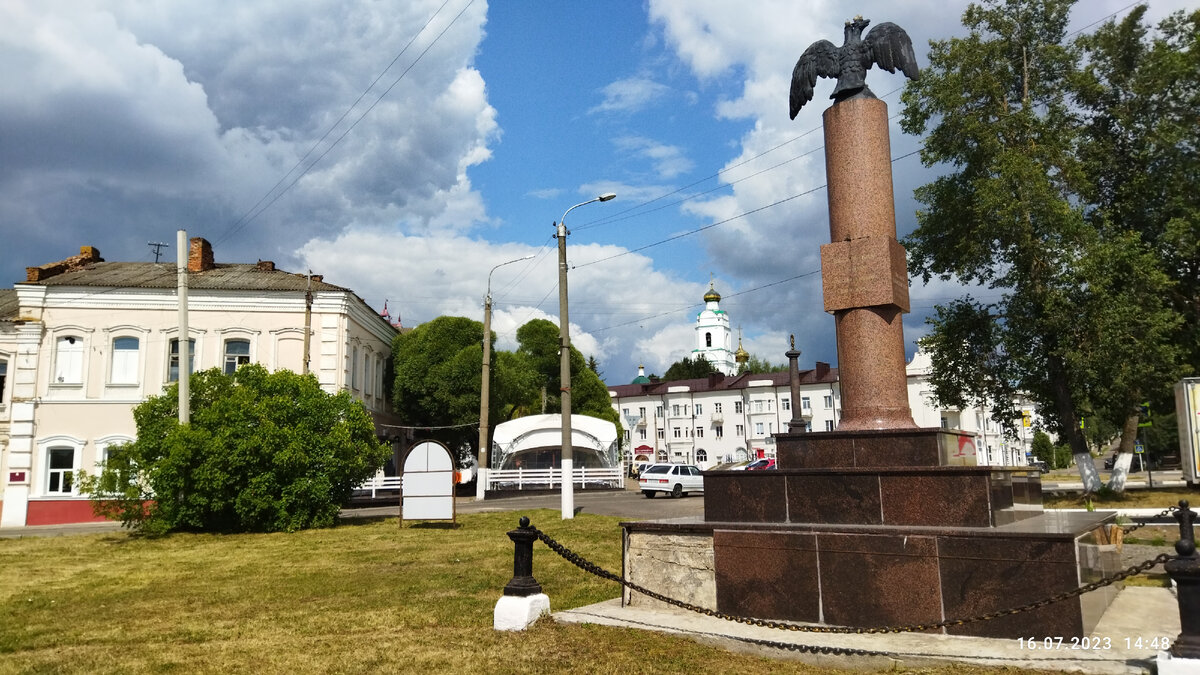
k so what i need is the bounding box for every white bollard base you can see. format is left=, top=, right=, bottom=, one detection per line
left=1157, top=650, right=1200, bottom=674
left=493, top=593, right=550, bottom=631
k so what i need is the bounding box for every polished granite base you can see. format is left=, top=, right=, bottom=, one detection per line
left=622, top=511, right=1121, bottom=639
left=620, top=426, right=1120, bottom=639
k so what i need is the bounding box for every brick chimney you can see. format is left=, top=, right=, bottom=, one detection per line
left=256, top=260, right=275, bottom=271
left=25, top=246, right=104, bottom=282
left=188, top=237, right=214, bottom=272
left=815, top=361, right=831, bottom=380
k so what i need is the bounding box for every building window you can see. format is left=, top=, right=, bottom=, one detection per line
left=672, top=404, right=680, bottom=416
left=768, top=422, right=774, bottom=434
left=715, top=425, right=723, bottom=438
left=802, top=396, right=811, bottom=410
left=54, top=336, right=84, bottom=384
left=168, top=339, right=195, bottom=382
left=824, top=394, right=834, bottom=408
left=696, top=449, right=707, bottom=463
left=0, top=359, right=7, bottom=403
left=825, top=420, right=835, bottom=431
left=657, top=429, right=664, bottom=439
left=941, top=417, right=949, bottom=429
left=110, top=337, right=140, bottom=384
left=623, top=407, right=630, bottom=416
left=754, top=400, right=763, bottom=413
left=806, top=422, right=813, bottom=432
left=673, top=427, right=682, bottom=438
left=624, top=430, right=631, bottom=442
left=734, top=401, right=743, bottom=414
left=782, top=397, right=790, bottom=411
left=351, top=346, right=359, bottom=390
left=705, top=332, right=712, bottom=347
left=694, top=403, right=702, bottom=415
left=735, top=424, right=744, bottom=436
left=714, top=402, right=722, bottom=413
left=223, top=339, right=251, bottom=375
left=755, top=422, right=764, bottom=435
left=47, top=447, right=75, bottom=494
left=638, top=429, right=647, bottom=440
left=638, top=406, right=645, bottom=417
left=695, top=427, right=704, bottom=438
left=656, top=405, right=663, bottom=418
left=767, top=399, right=773, bottom=411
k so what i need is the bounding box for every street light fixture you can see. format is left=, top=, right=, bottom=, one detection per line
left=477, top=254, right=536, bottom=501
left=557, top=192, right=616, bottom=520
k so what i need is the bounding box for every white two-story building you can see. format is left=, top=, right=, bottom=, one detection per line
left=608, top=286, right=1039, bottom=469
left=0, top=238, right=399, bottom=527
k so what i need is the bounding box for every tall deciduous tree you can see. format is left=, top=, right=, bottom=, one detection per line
left=1071, top=6, right=1197, bottom=485
left=80, top=366, right=388, bottom=533
left=901, top=0, right=1091, bottom=488
left=515, top=318, right=623, bottom=439
left=902, top=0, right=1192, bottom=492
left=392, top=316, right=539, bottom=458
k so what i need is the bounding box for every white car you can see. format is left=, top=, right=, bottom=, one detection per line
left=638, top=463, right=704, bottom=498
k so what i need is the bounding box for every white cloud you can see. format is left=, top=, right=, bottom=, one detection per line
left=613, top=136, right=694, bottom=180
left=590, top=77, right=670, bottom=114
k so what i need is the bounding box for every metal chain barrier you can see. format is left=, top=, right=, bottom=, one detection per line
left=1122, top=505, right=1178, bottom=536
left=534, top=528, right=1175, bottom=643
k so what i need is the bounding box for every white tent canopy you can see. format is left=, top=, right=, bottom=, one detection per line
left=490, top=414, right=618, bottom=471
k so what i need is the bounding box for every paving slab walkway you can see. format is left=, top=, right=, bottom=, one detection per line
left=555, top=586, right=1181, bottom=674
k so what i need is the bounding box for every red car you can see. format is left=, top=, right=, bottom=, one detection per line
left=746, top=458, right=776, bottom=470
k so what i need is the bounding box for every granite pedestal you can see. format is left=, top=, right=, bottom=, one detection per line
left=621, top=429, right=1121, bottom=640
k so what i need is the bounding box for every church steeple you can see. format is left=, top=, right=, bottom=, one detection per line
left=693, top=276, right=736, bottom=375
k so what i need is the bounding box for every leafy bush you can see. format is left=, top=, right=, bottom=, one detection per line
left=80, top=365, right=389, bottom=533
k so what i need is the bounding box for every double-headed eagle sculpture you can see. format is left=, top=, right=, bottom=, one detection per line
left=789, top=16, right=919, bottom=118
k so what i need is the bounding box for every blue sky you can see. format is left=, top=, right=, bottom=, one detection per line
left=1, top=0, right=1193, bottom=384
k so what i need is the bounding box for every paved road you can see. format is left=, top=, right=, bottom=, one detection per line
left=343, top=479, right=706, bottom=522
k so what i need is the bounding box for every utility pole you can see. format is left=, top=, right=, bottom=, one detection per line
left=556, top=193, right=615, bottom=520
left=176, top=230, right=189, bottom=424
left=303, top=271, right=313, bottom=375
left=148, top=241, right=168, bottom=263
left=478, top=255, right=534, bottom=501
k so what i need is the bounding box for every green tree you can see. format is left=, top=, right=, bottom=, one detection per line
left=899, top=0, right=1186, bottom=492
left=1073, top=6, right=1200, bottom=371
left=1070, top=6, right=1197, bottom=485
left=736, top=355, right=788, bottom=375
left=392, top=316, right=539, bottom=459
left=514, top=318, right=623, bottom=441
left=663, top=355, right=718, bottom=381
left=79, top=365, right=388, bottom=533
left=392, top=316, right=485, bottom=455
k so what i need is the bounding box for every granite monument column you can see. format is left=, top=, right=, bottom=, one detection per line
left=819, top=96, right=916, bottom=431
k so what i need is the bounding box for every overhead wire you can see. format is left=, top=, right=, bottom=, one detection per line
left=213, top=0, right=477, bottom=247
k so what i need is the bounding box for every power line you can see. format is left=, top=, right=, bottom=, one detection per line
left=214, top=0, right=477, bottom=247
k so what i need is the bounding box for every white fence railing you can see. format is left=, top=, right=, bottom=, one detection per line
left=487, top=465, right=624, bottom=491
left=355, top=475, right=402, bottom=498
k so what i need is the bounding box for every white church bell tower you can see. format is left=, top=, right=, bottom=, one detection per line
left=693, top=280, right=736, bottom=375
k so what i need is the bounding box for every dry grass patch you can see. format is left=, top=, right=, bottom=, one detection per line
left=2, top=511, right=1069, bottom=674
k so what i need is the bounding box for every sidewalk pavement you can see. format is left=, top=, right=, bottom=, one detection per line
left=0, top=520, right=124, bottom=539
left=556, top=586, right=1180, bottom=674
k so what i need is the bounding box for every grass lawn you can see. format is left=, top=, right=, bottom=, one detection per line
left=2, top=511, right=1075, bottom=674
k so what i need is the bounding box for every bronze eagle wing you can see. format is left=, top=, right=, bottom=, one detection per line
left=789, top=39, right=839, bottom=120
left=863, top=22, right=919, bottom=81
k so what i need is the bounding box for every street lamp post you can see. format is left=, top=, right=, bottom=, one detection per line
left=557, top=192, right=616, bottom=520
left=478, top=254, right=535, bottom=501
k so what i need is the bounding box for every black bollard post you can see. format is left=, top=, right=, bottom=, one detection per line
left=504, top=516, right=543, bottom=597
left=1165, top=500, right=1200, bottom=659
